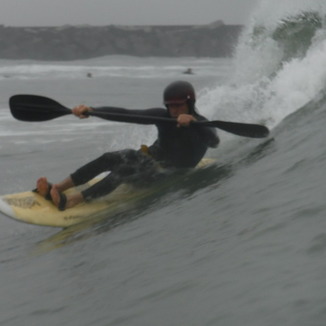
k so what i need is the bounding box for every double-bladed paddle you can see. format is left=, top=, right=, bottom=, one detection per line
left=9, top=94, right=269, bottom=138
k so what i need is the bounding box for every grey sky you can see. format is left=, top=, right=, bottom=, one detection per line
left=1, top=0, right=259, bottom=26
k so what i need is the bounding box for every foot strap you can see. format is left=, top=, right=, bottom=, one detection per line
left=58, top=193, right=67, bottom=211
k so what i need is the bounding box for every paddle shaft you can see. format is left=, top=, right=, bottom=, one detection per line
left=88, top=110, right=269, bottom=138
left=9, top=94, right=269, bottom=138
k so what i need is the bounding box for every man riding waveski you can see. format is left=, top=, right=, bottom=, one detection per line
left=36, top=81, right=219, bottom=210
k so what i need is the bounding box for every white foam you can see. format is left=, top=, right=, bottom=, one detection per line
left=199, top=0, right=326, bottom=130
left=0, top=198, right=15, bottom=219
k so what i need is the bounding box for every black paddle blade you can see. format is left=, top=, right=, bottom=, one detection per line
left=205, top=120, right=269, bottom=138
left=9, top=94, right=71, bottom=121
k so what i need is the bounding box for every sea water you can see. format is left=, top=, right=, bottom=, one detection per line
left=1, top=1, right=326, bottom=325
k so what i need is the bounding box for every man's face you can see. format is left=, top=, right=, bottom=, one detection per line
left=166, top=102, right=189, bottom=118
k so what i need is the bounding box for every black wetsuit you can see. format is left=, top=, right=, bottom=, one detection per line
left=70, top=107, right=219, bottom=201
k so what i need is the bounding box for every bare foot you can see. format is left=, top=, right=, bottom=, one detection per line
left=50, top=185, right=64, bottom=209
left=36, top=177, right=51, bottom=198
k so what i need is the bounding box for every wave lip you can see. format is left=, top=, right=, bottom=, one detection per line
left=209, top=5, right=326, bottom=130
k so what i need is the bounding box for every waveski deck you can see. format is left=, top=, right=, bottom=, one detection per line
left=0, top=158, right=215, bottom=228
left=0, top=183, right=151, bottom=228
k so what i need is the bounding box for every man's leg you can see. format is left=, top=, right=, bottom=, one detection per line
left=36, top=150, right=133, bottom=198
left=50, top=172, right=122, bottom=210
left=49, top=149, right=158, bottom=210
left=70, top=150, right=137, bottom=186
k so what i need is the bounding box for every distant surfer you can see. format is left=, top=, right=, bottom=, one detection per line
left=35, top=81, right=219, bottom=210
left=183, top=68, right=194, bottom=75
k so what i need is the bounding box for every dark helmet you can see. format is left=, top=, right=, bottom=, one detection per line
left=163, top=81, right=196, bottom=109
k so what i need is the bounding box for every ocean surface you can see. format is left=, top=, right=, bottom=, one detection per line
left=1, top=1, right=326, bottom=325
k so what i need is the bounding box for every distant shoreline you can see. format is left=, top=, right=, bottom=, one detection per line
left=0, top=21, right=243, bottom=61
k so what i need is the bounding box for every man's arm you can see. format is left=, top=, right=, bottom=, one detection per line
left=194, top=114, right=220, bottom=148
left=72, top=105, right=167, bottom=125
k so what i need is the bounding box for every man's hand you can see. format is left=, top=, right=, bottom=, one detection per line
left=72, top=105, right=93, bottom=119
left=177, top=114, right=196, bottom=127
